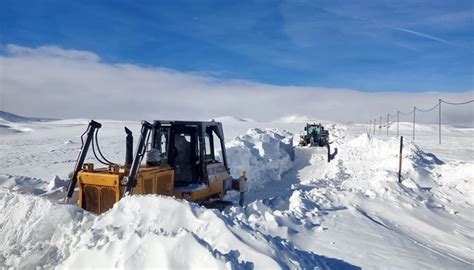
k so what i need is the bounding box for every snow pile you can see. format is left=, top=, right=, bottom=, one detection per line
left=432, top=161, right=474, bottom=199
left=232, top=187, right=340, bottom=239
left=0, top=174, right=68, bottom=200
left=0, top=191, right=345, bottom=269
left=226, top=128, right=295, bottom=190
left=308, top=134, right=421, bottom=197
left=63, top=195, right=339, bottom=269
left=229, top=131, right=474, bottom=269
left=0, top=190, right=93, bottom=268
left=305, top=133, right=473, bottom=206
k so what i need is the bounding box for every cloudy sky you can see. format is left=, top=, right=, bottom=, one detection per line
left=0, top=0, right=473, bottom=124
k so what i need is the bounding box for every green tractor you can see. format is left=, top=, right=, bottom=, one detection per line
left=299, top=123, right=332, bottom=162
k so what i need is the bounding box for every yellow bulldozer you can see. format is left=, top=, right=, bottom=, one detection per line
left=65, top=120, right=246, bottom=214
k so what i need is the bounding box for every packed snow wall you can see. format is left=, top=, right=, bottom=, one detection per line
left=225, top=128, right=295, bottom=191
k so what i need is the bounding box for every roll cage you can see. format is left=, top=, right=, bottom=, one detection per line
left=151, top=120, right=229, bottom=185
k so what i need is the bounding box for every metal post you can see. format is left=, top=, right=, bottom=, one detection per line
left=397, top=111, right=399, bottom=137
left=413, top=106, right=416, bottom=141
left=66, top=120, right=102, bottom=200
left=379, top=116, right=382, bottom=135
left=438, top=99, right=441, bottom=144
left=124, top=121, right=153, bottom=195
left=387, top=113, right=389, bottom=136
left=398, top=136, right=403, bottom=183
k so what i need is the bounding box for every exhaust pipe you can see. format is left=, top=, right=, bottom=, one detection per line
left=125, top=127, right=133, bottom=167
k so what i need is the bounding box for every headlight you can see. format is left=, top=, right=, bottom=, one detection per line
left=121, top=176, right=129, bottom=185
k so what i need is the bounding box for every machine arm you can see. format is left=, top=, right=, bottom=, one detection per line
left=123, top=121, right=154, bottom=195
left=65, top=120, right=102, bottom=200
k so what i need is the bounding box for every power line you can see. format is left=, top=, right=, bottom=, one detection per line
left=399, top=109, right=414, bottom=116
left=367, top=97, right=473, bottom=144
left=415, top=103, right=439, bottom=112
left=441, top=99, right=474, bottom=105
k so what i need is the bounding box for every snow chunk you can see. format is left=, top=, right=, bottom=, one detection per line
left=226, top=128, right=295, bottom=190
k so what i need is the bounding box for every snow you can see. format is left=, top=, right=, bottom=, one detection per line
left=0, top=111, right=57, bottom=123
left=0, top=116, right=473, bottom=269
left=226, top=128, right=295, bottom=190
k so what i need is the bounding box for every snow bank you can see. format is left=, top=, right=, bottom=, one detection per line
left=0, top=190, right=93, bottom=268
left=226, top=128, right=295, bottom=190
left=310, top=133, right=473, bottom=206
left=0, top=191, right=341, bottom=269
left=0, top=174, right=68, bottom=200
left=318, top=134, right=436, bottom=197
left=63, top=195, right=334, bottom=269
left=432, top=161, right=474, bottom=200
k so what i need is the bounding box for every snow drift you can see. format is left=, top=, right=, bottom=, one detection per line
left=228, top=131, right=474, bottom=269
left=0, top=191, right=354, bottom=269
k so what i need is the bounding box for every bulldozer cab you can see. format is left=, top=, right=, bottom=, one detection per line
left=151, top=121, right=228, bottom=188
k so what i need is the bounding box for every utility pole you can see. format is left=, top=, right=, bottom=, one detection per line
left=413, top=106, right=416, bottom=141
left=373, top=119, right=376, bottom=135
left=379, top=116, right=382, bottom=135
left=387, top=113, right=389, bottom=136
left=438, top=99, right=442, bottom=144
left=398, top=136, right=403, bottom=183
left=397, top=111, right=400, bottom=137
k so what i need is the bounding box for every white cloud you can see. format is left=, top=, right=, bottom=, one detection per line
left=0, top=44, right=472, bottom=125
left=5, top=44, right=100, bottom=62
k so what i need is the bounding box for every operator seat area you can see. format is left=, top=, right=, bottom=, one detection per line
left=152, top=121, right=230, bottom=189
left=174, top=134, right=194, bottom=184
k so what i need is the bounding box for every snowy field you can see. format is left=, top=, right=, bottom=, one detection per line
left=0, top=115, right=473, bottom=269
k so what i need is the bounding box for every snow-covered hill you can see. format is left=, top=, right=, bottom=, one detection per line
left=0, top=111, right=57, bottom=123
left=0, top=117, right=472, bottom=269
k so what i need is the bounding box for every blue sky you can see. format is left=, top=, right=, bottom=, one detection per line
left=1, top=0, right=473, bottom=92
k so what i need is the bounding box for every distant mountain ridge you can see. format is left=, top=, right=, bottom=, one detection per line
left=0, top=111, right=58, bottom=123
